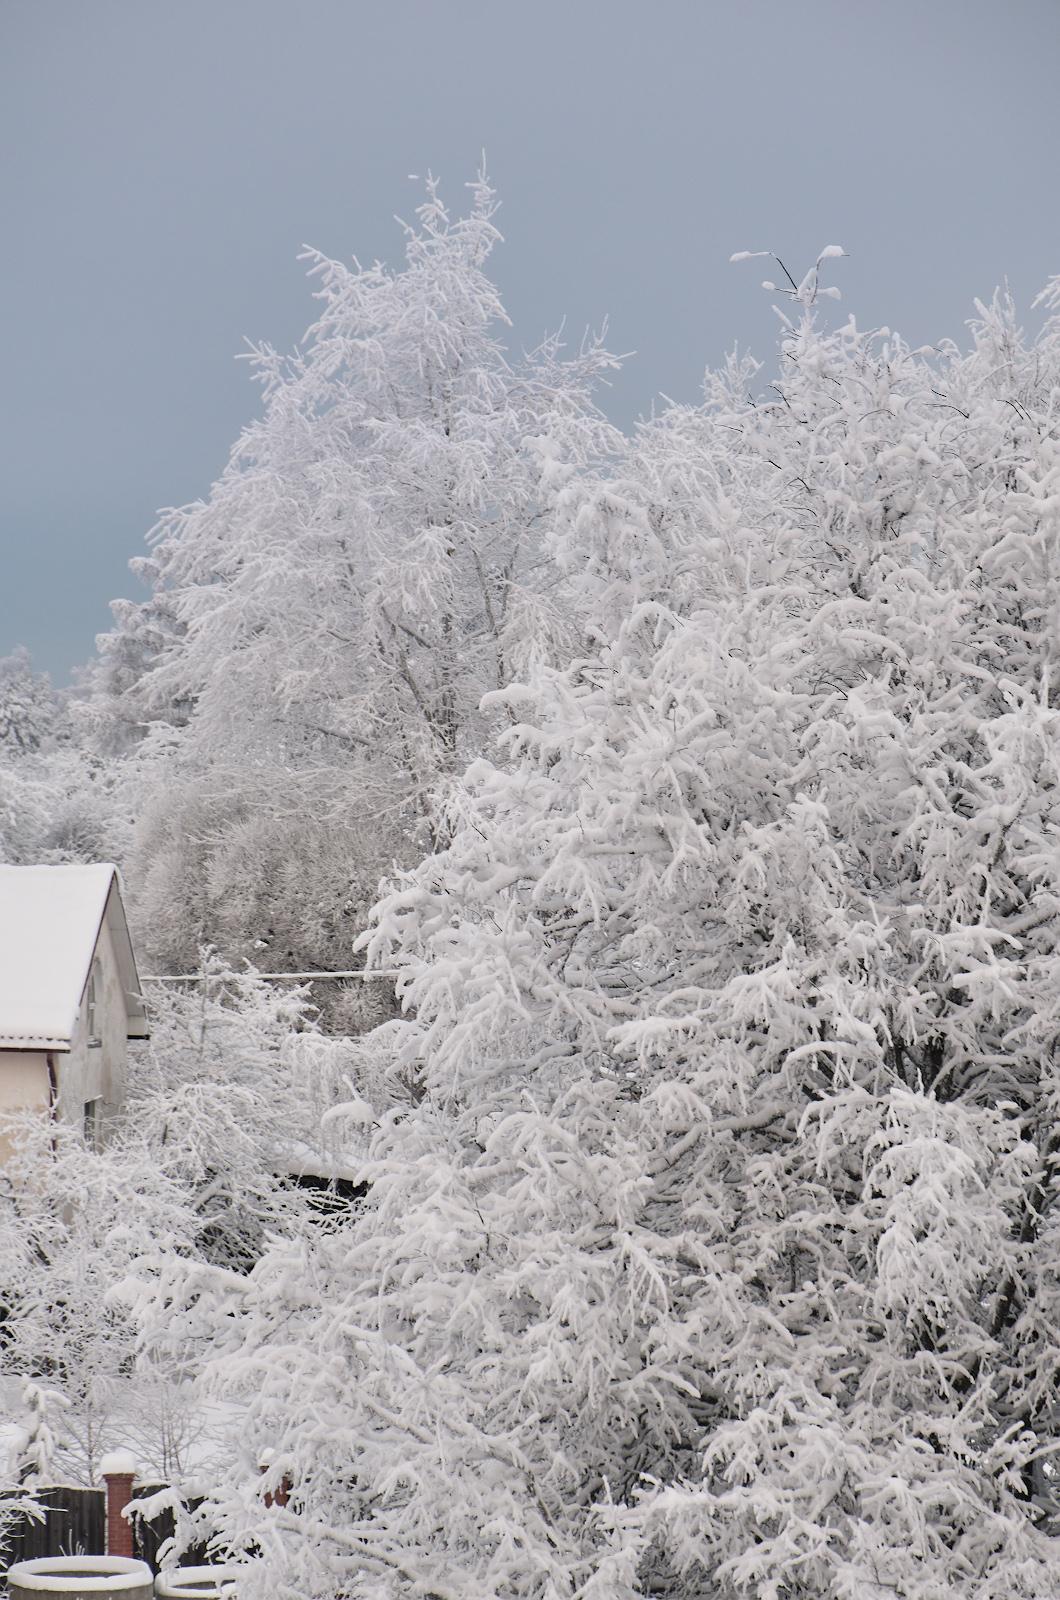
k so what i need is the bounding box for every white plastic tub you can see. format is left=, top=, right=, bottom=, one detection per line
left=6, top=1556, right=153, bottom=1600
left=153, top=1569, right=241, bottom=1600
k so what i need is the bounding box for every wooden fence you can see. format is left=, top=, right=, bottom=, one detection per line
left=2, top=1485, right=103, bottom=1567
left=2, top=1485, right=209, bottom=1576
left=129, top=1485, right=209, bottom=1573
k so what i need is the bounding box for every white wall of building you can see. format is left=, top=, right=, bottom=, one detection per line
left=0, top=914, right=131, bottom=1158
left=0, top=1048, right=50, bottom=1162
left=53, top=912, right=130, bottom=1140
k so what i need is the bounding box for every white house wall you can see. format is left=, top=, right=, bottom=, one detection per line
left=0, top=1049, right=50, bottom=1162
left=54, top=912, right=130, bottom=1137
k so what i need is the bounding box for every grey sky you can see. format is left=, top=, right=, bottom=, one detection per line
left=3, top=0, right=1060, bottom=682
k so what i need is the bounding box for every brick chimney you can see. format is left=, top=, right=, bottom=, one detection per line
left=100, top=1450, right=138, bottom=1558
left=259, top=1449, right=291, bottom=1509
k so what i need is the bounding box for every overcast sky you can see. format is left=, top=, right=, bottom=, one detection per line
left=4, top=0, right=1060, bottom=681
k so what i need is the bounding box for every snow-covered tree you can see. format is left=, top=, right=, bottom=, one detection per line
left=0, top=649, right=131, bottom=867
left=156, top=263, right=1060, bottom=1597
left=103, top=174, right=620, bottom=976
left=0, top=648, right=58, bottom=757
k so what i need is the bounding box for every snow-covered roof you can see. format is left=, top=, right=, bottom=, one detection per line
left=0, top=863, right=148, bottom=1051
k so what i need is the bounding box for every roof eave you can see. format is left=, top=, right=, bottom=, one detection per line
left=0, top=1038, right=73, bottom=1053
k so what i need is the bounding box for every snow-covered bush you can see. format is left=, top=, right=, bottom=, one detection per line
left=0, top=1118, right=198, bottom=1484
left=0, top=954, right=372, bottom=1487
left=126, top=953, right=367, bottom=1269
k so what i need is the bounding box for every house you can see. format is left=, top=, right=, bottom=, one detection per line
left=0, top=864, right=148, bottom=1157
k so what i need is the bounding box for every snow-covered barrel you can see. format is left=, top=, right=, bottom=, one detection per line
left=153, top=1570, right=240, bottom=1600
left=6, top=1555, right=153, bottom=1600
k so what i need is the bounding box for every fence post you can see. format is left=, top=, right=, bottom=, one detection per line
left=101, top=1451, right=138, bottom=1557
